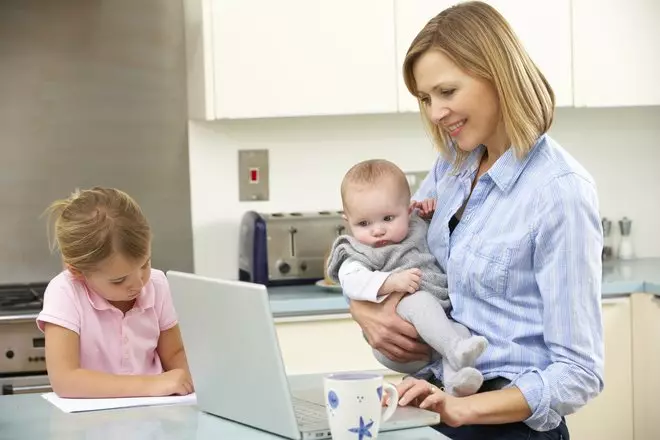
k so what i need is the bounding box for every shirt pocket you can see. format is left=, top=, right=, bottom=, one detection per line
left=462, top=233, right=513, bottom=298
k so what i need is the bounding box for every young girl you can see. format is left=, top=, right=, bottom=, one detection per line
left=37, top=187, right=194, bottom=398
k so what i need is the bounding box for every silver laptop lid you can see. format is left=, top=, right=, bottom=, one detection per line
left=167, top=271, right=301, bottom=439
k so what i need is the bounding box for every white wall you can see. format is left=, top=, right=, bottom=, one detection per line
left=189, top=107, right=660, bottom=279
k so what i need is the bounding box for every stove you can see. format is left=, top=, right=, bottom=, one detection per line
left=0, top=283, right=51, bottom=395
left=0, top=284, right=46, bottom=317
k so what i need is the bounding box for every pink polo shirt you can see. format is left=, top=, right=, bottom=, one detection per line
left=37, top=269, right=177, bottom=376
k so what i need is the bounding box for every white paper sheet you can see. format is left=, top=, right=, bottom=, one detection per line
left=42, top=392, right=197, bottom=413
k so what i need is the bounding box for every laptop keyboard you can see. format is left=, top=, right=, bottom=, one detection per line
left=292, top=397, right=328, bottom=427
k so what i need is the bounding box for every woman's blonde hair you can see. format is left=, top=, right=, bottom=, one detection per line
left=45, top=187, right=151, bottom=273
left=403, top=1, right=554, bottom=164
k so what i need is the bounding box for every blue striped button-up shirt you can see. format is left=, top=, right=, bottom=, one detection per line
left=414, top=134, right=604, bottom=431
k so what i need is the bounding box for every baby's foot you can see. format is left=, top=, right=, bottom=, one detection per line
left=446, top=367, right=483, bottom=397
left=447, top=336, right=488, bottom=370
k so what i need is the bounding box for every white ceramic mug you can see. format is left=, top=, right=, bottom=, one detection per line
left=323, top=372, right=398, bottom=440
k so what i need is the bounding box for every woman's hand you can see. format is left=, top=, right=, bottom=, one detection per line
left=397, top=377, right=470, bottom=427
left=349, top=292, right=430, bottom=363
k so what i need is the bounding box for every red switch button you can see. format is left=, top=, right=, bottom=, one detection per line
left=249, top=168, right=259, bottom=183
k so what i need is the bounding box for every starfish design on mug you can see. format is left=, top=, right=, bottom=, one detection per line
left=348, top=416, right=374, bottom=440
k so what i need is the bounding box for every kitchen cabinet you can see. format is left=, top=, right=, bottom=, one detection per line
left=276, top=297, right=637, bottom=439
left=631, top=293, right=660, bottom=440
left=566, top=298, right=633, bottom=440
left=182, top=0, right=660, bottom=120
left=275, top=314, right=387, bottom=376
left=572, top=0, right=660, bottom=107
left=394, top=0, right=573, bottom=113
left=183, top=0, right=397, bottom=120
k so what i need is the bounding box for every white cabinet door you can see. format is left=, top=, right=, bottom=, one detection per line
left=631, top=293, right=660, bottom=440
left=485, top=0, right=572, bottom=107
left=394, top=1, right=453, bottom=113
left=566, top=298, right=633, bottom=440
left=395, top=0, right=573, bottom=113
left=209, top=0, right=397, bottom=119
left=573, top=0, right=660, bottom=107
left=275, top=314, right=388, bottom=376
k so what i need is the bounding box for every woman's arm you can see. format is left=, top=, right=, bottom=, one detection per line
left=45, top=323, right=190, bottom=398
left=512, top=174, right=604, bottom=430
left=397, top=379, right=531, bottom=427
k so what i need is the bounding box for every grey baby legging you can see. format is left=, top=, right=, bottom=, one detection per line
left=373, top=290, right=487, bottom=395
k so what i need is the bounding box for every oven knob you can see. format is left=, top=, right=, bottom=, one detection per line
left=40, top=356, right=46, bottom=362
left=300, top=262, right=307, bottom=272
left=5, top=350, right=14, bottom=359
left=29, top=357, right=34, bottom=362
left=278, top=261, right=291, bottom=274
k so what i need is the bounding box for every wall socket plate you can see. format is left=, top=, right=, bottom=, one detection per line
left=238, top=149, right=269, bottom=201
left=405, top=171, right=428, bottom=196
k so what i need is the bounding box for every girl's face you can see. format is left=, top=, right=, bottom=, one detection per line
left=74, top=251, right=152, bottom=305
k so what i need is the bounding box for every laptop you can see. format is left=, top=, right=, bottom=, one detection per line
left=167, top=271, right=440, bottom=440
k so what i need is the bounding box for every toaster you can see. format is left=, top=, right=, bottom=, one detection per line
left=238, top=210, right=347, bottom=286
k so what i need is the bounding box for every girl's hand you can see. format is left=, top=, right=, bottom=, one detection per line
left=396, top=377, right=469, bottom=428
left=151, top=368, right=194, bottom=396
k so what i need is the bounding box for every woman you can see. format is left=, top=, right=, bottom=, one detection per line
left=349, top=2, right=604, bottom=439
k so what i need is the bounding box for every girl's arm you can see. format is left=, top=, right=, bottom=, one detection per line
left=44, top=323, right=187, bottom=398
left=156, top=324, right=192, bottom=375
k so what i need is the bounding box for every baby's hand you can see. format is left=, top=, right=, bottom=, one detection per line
left=151, top=369, right=194, bottom=396
left=389, top=268, right=422, bottom=294
left=411, top=198, right=437, bottom=220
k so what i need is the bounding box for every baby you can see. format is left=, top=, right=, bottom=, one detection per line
left=327, top=159, right=487, bottom=396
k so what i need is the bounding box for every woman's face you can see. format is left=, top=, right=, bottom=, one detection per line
left=413, top=49, right=507, bottom=155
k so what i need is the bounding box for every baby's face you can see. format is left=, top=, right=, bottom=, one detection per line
left=344, top=184, right=411, bottom=248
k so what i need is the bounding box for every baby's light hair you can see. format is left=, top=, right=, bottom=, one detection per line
left=340, top=159, right=411, bottom=212
left=45, top=187, right=151, bottom=273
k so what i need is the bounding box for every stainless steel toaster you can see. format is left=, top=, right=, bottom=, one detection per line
left=238, top=210, right=347, bottom=285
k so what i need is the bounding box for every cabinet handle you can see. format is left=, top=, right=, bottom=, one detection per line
left=2, top=384, right=52, bottom=395
left=601, top=297, right=629, bottom=305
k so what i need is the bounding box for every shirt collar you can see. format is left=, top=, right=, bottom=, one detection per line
left=84, top=283, right=114, bottom=311
left=134, top=285, right=155, bottom=311
left=80, top=278, right=155, bottom=312
left=461, top=134, right=546, bottom=192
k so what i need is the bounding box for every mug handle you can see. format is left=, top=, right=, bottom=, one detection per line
left=380, top=382, right=399, bottom=423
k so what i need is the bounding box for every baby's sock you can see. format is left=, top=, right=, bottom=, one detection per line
left=446, top=336, right=488, bottom=370
left=445, top=367, right=483, bottom=397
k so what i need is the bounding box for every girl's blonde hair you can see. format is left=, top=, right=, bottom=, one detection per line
left=45, top=187, right=151, bottom=273
left=403, top=1, right=554, bottom=165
